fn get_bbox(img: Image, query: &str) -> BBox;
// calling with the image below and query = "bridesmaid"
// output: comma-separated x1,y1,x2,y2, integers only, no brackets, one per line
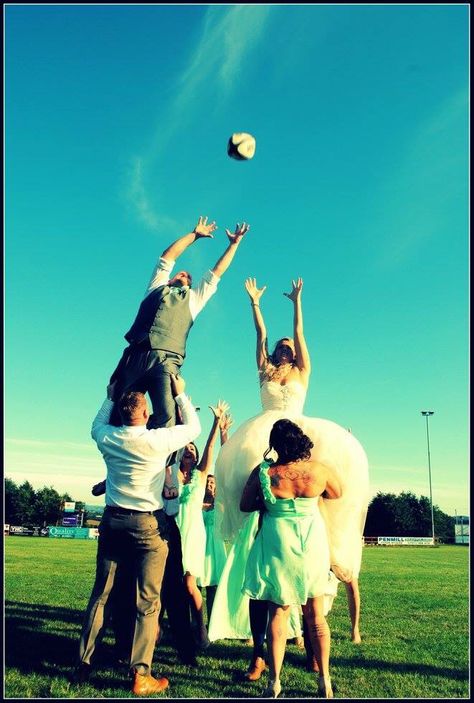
241,419,341,699
176,400,229,648
197,413,233,624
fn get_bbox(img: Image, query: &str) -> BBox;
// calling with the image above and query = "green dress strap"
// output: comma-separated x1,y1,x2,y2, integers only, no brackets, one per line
258,460,276,505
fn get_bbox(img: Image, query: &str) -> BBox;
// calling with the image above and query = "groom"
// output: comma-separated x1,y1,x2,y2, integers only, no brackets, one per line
109,215,250,428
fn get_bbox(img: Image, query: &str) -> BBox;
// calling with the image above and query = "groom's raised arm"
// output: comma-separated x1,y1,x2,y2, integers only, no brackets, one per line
190,222,251,318
162,216,217,260
145,216,218,297
210,222,250,278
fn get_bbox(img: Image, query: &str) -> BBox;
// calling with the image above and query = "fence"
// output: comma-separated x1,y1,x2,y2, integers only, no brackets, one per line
5,525,99,540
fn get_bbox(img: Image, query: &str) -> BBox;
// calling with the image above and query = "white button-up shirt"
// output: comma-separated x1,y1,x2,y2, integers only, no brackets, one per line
144,257,220,320
91,394,201,512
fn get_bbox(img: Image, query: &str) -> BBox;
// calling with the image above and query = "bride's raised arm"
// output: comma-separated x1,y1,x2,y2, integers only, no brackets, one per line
244,277,268,372
284,278,311,383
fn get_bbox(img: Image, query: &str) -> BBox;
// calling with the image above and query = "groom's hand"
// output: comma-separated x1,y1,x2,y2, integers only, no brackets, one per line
225,222,250,244
171,374,186,397
193,215,218,239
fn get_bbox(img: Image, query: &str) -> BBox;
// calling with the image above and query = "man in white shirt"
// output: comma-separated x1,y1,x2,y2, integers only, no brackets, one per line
109,215,250,428
75,375,200,696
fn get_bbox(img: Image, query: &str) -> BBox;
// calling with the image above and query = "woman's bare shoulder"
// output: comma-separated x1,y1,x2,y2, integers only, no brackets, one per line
269,460,317,482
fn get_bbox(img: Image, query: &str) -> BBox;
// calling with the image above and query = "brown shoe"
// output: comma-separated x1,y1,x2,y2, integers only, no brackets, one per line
132,672,169,695
244,656,266,681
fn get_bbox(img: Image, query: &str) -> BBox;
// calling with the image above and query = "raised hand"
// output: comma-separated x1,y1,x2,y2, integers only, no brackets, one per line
170,374,186,397
283,277,303,303
225,222,250,244
194,215,218,238
209,399,230,421
219,413,233,433
163,466,179,499
245,277,267,303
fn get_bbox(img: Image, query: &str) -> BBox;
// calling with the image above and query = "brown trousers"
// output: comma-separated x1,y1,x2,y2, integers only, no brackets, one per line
78,508,169,674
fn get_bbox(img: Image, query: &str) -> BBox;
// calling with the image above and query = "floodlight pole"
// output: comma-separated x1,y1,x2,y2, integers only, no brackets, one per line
421,411,435,544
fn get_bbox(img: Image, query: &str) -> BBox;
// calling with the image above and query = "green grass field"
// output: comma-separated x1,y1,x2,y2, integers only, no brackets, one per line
4,538,469,699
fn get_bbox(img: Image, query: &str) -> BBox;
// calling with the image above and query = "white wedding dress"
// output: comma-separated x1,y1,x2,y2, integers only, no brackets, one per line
214,380,370,582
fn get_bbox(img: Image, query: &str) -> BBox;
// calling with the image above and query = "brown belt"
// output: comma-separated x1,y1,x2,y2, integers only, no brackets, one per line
105,505,162,516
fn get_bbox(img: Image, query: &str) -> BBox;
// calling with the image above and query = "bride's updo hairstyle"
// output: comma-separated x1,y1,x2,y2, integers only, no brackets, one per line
266,419,314,464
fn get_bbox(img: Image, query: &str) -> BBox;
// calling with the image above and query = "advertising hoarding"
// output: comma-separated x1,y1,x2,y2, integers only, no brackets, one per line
48,526,93,539
377,536,434,545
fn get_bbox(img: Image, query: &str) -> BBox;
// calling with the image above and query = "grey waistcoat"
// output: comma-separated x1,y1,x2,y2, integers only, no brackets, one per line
125,285,193,357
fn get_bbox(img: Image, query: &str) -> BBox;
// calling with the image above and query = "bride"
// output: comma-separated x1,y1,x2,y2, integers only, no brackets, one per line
210,278,368,677
214,277,369,580
215,276,312,543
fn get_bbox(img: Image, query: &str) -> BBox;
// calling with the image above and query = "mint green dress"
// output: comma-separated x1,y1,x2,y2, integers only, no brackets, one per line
197,507,228,588
208,511,260,640
176,471,206,578
243,462,331,606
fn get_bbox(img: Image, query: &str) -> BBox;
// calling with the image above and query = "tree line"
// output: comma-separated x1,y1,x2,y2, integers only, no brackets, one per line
5,479,455,542
365,491,455,543
4,478,85,527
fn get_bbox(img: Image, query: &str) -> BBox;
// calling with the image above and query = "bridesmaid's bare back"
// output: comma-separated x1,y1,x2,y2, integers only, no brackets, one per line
268,459,340,500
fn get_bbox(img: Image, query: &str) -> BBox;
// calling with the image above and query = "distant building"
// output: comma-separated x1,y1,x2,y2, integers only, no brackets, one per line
454,515,469,544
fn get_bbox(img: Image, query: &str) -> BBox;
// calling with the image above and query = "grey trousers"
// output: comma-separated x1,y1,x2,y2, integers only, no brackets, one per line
109,346,183,429
78,508,169,674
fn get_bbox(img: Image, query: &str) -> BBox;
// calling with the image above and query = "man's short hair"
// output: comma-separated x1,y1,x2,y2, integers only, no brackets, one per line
118,391,147,424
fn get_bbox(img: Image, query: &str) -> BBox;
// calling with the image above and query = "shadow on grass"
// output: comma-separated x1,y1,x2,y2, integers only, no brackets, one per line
6,600,83,672
6,600,467,699
5,600,136,675
284,648,469,682
154,640,272,697
5,600,260,696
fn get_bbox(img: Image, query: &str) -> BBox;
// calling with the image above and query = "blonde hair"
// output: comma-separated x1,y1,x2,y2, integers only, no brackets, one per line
259,361,293,384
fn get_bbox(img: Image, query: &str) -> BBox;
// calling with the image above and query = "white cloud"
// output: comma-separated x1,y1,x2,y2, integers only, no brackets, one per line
5,437,105,489
368,462,469,516
5,438,95,452
127,5,272,230
127,157,161,231
126,157,181,233
173,6,271,110
6,456,103,475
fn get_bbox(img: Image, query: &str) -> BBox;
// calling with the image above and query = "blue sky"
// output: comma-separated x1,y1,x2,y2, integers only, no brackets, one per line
5,4,469,517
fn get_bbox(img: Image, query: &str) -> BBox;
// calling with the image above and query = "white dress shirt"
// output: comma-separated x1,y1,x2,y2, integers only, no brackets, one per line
91,394,201,512
144,257,220,320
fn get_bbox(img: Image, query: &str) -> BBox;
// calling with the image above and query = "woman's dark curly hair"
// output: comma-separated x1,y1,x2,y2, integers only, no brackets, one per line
265,419,314,463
